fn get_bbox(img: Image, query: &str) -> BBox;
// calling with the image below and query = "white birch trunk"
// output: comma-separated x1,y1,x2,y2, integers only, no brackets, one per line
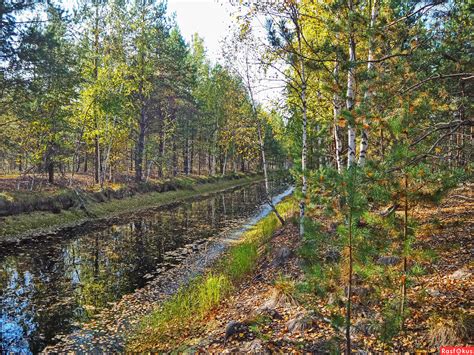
333,62,344,173
346,0,357,168
358,0,378,167
298,42,307,237
300,88,307,236
222,149,227,177
243,55,284,225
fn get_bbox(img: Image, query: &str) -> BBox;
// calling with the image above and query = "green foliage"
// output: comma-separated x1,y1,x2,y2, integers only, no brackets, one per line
378,298,404,342
1,0,289,183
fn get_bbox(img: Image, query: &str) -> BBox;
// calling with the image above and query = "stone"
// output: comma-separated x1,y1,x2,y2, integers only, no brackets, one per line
257,306,283,320
286,312,313,333
242,339,265,353
349,286,374,298
328,293,344,307
376,256,401,266
272,246,292,267
225,320,246,340
450,268,471,280
426,288,442,297
324,249,341,263
352,319,374,336
328,222,338,233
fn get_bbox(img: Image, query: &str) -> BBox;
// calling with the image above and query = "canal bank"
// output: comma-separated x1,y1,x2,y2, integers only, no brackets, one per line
126,189,296,353
0,173,278,246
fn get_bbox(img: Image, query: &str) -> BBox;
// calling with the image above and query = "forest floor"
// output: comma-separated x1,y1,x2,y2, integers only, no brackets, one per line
157,184,473,353
0,173,264,244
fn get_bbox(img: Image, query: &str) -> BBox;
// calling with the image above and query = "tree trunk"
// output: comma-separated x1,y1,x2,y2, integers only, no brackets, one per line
198,145,202,175
94,136,101,183
158,129,165,177
345,208,353,355
47,162,54,184
184,135,190,175
190,132,194,174
333,62,344,173
172,139,178,177
300,87,307,236
222,150,227,177
400,173,408,329
212,116,219,176
130,145,134,173
358,0,378,166
208,147,212,175
296,18,307,237
242,49,285,226
76,155,81,173
135,107,146,182
84,152,88,173
346,0,357,168
93,5,100,184
211,152,216,176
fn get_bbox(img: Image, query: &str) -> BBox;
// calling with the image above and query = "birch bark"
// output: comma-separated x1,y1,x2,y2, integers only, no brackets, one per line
333,61,344,173
346,0,357,168
358,0,378,166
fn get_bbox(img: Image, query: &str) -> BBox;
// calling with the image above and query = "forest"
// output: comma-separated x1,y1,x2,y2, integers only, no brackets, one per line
0,0,472,353
1,1,289,186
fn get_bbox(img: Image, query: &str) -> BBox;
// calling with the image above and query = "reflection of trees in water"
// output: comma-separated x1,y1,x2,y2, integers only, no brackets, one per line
0,265,36,354
0,246,77,354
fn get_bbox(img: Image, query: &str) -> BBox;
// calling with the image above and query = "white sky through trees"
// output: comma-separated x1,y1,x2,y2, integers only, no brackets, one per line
167,0,232,63
59,0,232,63
56,0,284,106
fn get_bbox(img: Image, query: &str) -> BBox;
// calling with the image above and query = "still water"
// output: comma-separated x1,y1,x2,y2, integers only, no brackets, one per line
0,181,288,353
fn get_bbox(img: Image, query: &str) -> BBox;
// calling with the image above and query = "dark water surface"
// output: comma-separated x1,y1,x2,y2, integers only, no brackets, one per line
0,182,288,354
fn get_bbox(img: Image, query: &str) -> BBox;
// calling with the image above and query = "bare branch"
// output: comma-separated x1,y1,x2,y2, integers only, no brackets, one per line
400,73,473,94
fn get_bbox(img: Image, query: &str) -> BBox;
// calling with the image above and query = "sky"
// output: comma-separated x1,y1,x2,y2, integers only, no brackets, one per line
166,0,284,105
167,0,234,63
58,0,233,62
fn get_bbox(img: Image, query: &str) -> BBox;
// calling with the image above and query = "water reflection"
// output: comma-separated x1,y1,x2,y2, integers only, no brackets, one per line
0,182,284,353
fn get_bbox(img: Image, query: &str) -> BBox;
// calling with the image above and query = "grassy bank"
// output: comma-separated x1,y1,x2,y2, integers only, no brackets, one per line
0,173,259,217
0,173,264,241
126,197,297,352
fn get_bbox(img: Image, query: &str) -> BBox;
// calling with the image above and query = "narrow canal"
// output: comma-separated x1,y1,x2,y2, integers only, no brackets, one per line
0,181,290,353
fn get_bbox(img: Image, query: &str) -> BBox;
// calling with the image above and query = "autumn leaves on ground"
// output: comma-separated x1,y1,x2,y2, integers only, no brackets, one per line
127,184,472,353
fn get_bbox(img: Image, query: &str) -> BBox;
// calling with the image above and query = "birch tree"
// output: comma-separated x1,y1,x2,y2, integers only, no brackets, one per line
346,0,357,168
234,1,310,235
358,0,379,166
333,60,344,173
224,28,285,225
